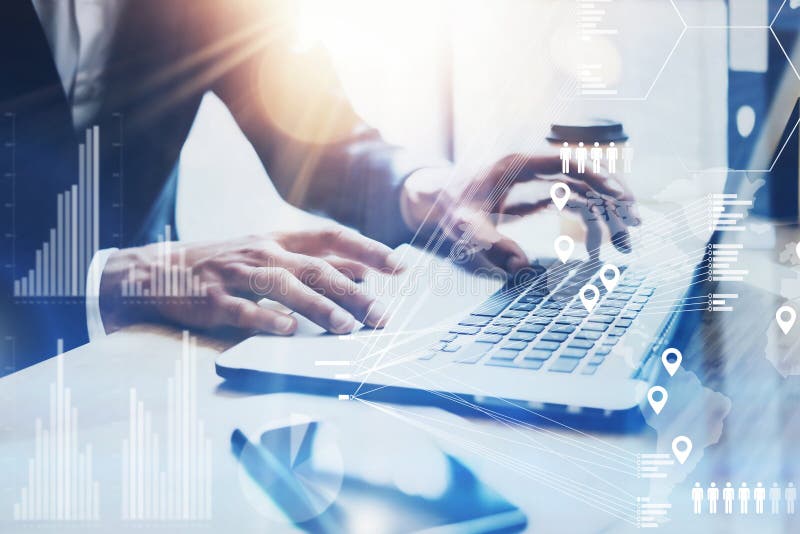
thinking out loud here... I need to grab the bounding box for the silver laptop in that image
[216,173,743,430]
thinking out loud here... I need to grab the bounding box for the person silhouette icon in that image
[739,482,751,514]
[590,142,602,173]
[575,142,588,173]
[723,482,734,514]
[754,482,766,514]
[770,483,781,514]
[707,482,720,514]
[622,142,634,173]
[606,141,619,174]
[787,482,797,514]
[692,482,704,514]
[560,142,571,174]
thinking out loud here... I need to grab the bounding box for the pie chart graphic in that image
[235,418,344,524]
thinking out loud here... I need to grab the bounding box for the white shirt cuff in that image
[86,248,117,340]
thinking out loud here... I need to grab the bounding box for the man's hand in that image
[400,153,639,272]
[99,226,403,335]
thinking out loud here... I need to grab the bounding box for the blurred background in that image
[174,0,793,242]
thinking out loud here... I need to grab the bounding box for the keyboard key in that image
[460,315,491,327]
[549,357,580,373]
[628,303,644,311]
[418,351,435,360]
[518,323,546,334]
[509,331,537,342]
[450,325,480,335]
[588,355,605,365]
[493,317,521,326]
[568,339,594,349]
[502,341,528,351]
[616,319,633,328]
[520,294,544,303]
[581,365,599,375]
[476,334,503,344]
[555,316,582,325]
[541,332,569,343]
[575,330,602,341]
[582,321,608,331]
[511,302,537,311]
[609,327,627,337]
[472,289,522,317]
[485,326,512,335]
[440,334,457,342]
[441,343,463,352]
[538,309,560,317]
[491,349,520,361]
[621,310,638,319]
[525,316,552,325]
[542,301,565,310]
[595,346,612,356]
[534,341,561,351]
[484,359,517,368]
[432,342,447,351]
[515,359,544,370]
[502,310,528,319]
[640,288,655,296]
[563,309,588,317]
[591,314,615,324]
[552,324,576,334]
[631,295,648,303]
[452,343,491,363]
[525,349,553,361]
[562,347,588,358]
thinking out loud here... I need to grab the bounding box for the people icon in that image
[739,482,750,514]
[692,482,704,514]
[606,141,619,174]
[754,482,766,514]
[575,142,587,173]
[787,482,796,514]
[723,482,735,514]
[770,483,781,514]
[590,142,602,173]
[707,482,719,514]
[622,142,634,173]
[560,142,571,173]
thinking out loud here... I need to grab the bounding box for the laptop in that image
[216,172,741,430]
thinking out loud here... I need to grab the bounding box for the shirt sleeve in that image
[85,247,117,340]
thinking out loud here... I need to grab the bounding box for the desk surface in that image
[2,227,800,533]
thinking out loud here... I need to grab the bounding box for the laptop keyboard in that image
[421,260,655,376]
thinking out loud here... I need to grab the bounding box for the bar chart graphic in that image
[635,453,674,479]
[13,126,101,298]
[121,331,212,521]
[121,225,208,298]
[709,193,751,232]
[577,63,618,96]
[13,340,100,521]
[709,244,748,283]
[635,496,671,528]
[577,0,617,41]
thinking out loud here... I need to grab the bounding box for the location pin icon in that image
[550,182,571,211]
[647,386,668,415]
[671,435,693,465]
[599,264,620,292]
[776,305,797,335]
[661,348,682,376]
[579,284,599,312]
[554,235,575,263]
